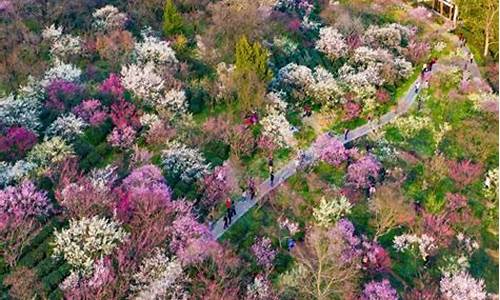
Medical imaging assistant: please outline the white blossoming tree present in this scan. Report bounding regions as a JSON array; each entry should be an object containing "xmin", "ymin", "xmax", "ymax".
[
  {"xmin": 52, "ymin": 215, "xmax": 128, "ymax": 273},
  {"xmin": 157, "ymin": 89, "xmax": 188, "ymax": 114},
  {"xmin": 313, "ymin": 196, "xmax": 352, "ymax": 227},
  {"xmin": 277, "ymin": 63, "xmax": 314, "ymax": 90},
  {"xmin": 121, "ymin": 62, "xmax": 164, "ymax": 104},
  {"xmin": 393, "ymin": 233, "xmax": 437, "ymax": 261},
  {"xmin": 135, "ymin": 33, "xmax": 178, "ymax": 66},
  {"xmin": 46, "ymin": 113, "xmax": 88, "ymax": 141},
  {"xmin": 26, "ymin": 137, "xmax": 74, "ymax": 176},
  {"xmin": 0, "ymin": 94, "xmax": 42, "ymax": 131},
  {"xmin": 440, "ymin": 271, "xmax": 487, "ymax": 300},
  {"xmin": 42, "ymin": 24, "xmax": 63, "ymax": 41},
  {"xmin": 131, "ymin": 248, "xmax": 187, "ymax": 300},
  {"xmin": 92, "ymin": 5, "xmax": 128, "ymax": 32},
  {"xmin": 0, "ymin": 161, "xmax": 36, "ymax": 187},
  {"xmin": 161, "ymin": 142, "xmax": 209, "ymax": 182},
  {"xmin": 316, "ymin": 26, "xmax": 348, "ymax": 60},
  {"xmin": 260, "ymin": 107, "xmax": 296, "ymax": 148},
  {"xmin": 41, "ymin": 59, "xmax": 82, "ymax": 87}
]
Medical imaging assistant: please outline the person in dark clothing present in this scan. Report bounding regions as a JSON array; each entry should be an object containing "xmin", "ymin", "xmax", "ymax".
[
  {"xmin": 430, "ymin": 58, "xmax": 437, "ymax": 70},
  {"xmin": 227, "ymin": 209, "xmax": 232, "ymax": 224},
  {"xmin": 268, "ymin": 156, "xmax": 273, "ymax": 168},
  {"xmin": 379, "ymin": 167, "xmax": 386, "ymax": 182},
  {"xmin": 415, "ymin": 80, "xmax": 421, "ymax": 93},
  {"xmin": 231, "ymin": 203, "xmax": 236, "ymax": 218},
  {"xmin": 248, "ymin": 178, "xmax": 256, "ymax": 200},
  {"xmin": 344, "ymin": 128, "xmax": 350, "ymax": 140},
  {"xmin": 208, "ymin": 213, "xmax": 215, "ymax": 231},
  {"xmin": 270, "ymin": 169, "xmax": 275, "ymax": 186},
  {"xmin": 223, "ymin": 214, "xmax": 229, "ymax": 229}
]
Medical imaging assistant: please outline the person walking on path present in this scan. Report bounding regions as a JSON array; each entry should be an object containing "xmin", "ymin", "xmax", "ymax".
[
  {"xmin": 225, "ymin": 197, "xmax": 235, "ymax": 218},
  {"xmin": 429, "ymin": 58, "xmax": 437, "ymax": 71},
  {"xmin": 421, "ymin": 64, "xmax": 427, "ymax": 77},
  {"xmin": 268, "ymin": 156, "xmax": 273, "ymax": 168},
  {"xmin": 270, "ymin": 166, "xmax": 275, "ymax": 186},
  {"xmin": 223, "ymin": 214, "xmax": 229, "ymax": 229},
  {"xmin": 367, "ymin": 116, "xmax": 375, "ymax": 130},
  {"xmin": 344, "ymin": 128, "xmax": 350, "ymax": 140},
  {"xmin": 415, "ymin": 80, "xmax": 421, "ymax": 93},
  {"xmin": 208, "ymin": 211, "xmax": 215, "ymax": 231},
  {"xmin": 227, "ymin": 209, "xmax": 233, "ymax": 224},
  {"xmin": 248, "ymin": 178, "xmax": 256, "ymax": 201}
]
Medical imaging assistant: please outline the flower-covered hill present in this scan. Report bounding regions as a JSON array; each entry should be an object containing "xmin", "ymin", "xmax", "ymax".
[{"xmin": 0, "ymin": 0, "xmax": 498, "ymax": 299}]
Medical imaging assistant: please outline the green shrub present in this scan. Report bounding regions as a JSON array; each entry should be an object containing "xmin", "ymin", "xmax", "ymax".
[
  {"xmin": 202, "ymin": 140, "xmax": 230, "ymax": 167},
  {"xmin": 273, "ymin": 252, "xmax": 293, "ymax": 274},
  {"xmin": 187, "ymin": 87, "xmax": 208, "ymax": 114},
  {"xmin": 407, "ymin": 129, "xmax": 435, "ymax": 157},
  {"xmin": 41, "ymin": 264, "xmax": 70, "ymax": 293},
  {"xmin": 95, "ymin": 142, "xmax": 112, "ymax": 156},
  {"xmin": 83, "ymin": 121, "xmax": 112, "ymax": 146},
  {"xmin": 350, "ymin": 203, "xmax": 374, "ymax": 237},
  {"xmin": 313, "ymin": 162, "xmax": 345, "ymax": 186},
  {"xmin": 73, "ymin": 138, "xmax": 93, "ymax": 158},
  {"xmin": 35, "ymin": 257, "xmax": 62, "ymax": 279},
  {"xmin": 48, "ymin": 289, "xmax": 64, "ymax": 300},
  {"xmin": 391, "ymin": 250, "xmax": 422, "ymax": 285},
  {"xmin": 80, "ymin": 150, "xmax": 103, "ymax": 171},
  {"xmin": 18, "ymin": 248, "xmax": 46, "ymax": 269},
  {"xmin": 470, "ymin": 249, "xmax": 499, "ymax": 292}
]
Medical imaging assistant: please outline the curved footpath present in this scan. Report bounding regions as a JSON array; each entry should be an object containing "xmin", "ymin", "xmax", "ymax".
[{"xmin": 211, "ymin": 49, "xmax": 481, "ymax": 239}]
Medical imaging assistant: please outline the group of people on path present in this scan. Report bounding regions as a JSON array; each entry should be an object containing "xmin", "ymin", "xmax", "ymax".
[{"xmin": 208, "ymin": 177, "xmax": 258, "ymax": 231}]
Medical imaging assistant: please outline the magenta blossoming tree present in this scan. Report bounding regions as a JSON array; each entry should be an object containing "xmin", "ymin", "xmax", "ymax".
[
  {"xmin": 110, "ymin": 99, "xmax": 141, "ymax": 129},
  {"xmin": 333, "ymin": 218, "xmax": 362, "ymax": 263},
  {"xmin": 72, "ymin": 99, "xmax": 108, "ymax": 126},
  {"xmin": 100, "ymin": 73, "xmax": 125, "ymax": 99},
  {"xmin": 107, "ymin": 126, "xmax": 136, "ymax": 149},
  {"xmin": 45, "ymin": 79, "xmax": 81, "ymax": 111},
  {"xmin": 347, "ymin": 154, "xmax": 381, "ymax": 189},
  {"xmin": 0, "ymin": 126, "xmax": 37, "ymax": 160},
  {"xmin": 313, "ymin": 134, "xmax": 348, "ymax": 167},
  {"xmin": 361, "ymin": 279, "xmax": 398, "ymax": 300}
]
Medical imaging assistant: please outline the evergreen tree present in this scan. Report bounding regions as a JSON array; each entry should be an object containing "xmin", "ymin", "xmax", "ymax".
[
  {"xmin": 235, "ymin": 36, "xmax": 273, "ymax": 81},
  {"xmin": 163, "ymin": 0, "xmax": 183, "ymax": 36}
]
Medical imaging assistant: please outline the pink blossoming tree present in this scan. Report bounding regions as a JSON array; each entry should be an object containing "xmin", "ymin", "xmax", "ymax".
[
  {"xmin": 347, "ymin": 155, "xmax": 381, "ymax": 189},
  {"xmin": 313, "ymin": 134, "xmax": 348, "ymax": 167}
]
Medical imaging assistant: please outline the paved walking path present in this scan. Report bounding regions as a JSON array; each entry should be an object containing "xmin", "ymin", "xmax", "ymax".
[
  {"xmin": 211, "ymin": 44, "xmax": 485, "ymax": 239},
  {"xmin": 210, "ymin": 74, "xmax": 424, "ymax": 239}
]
